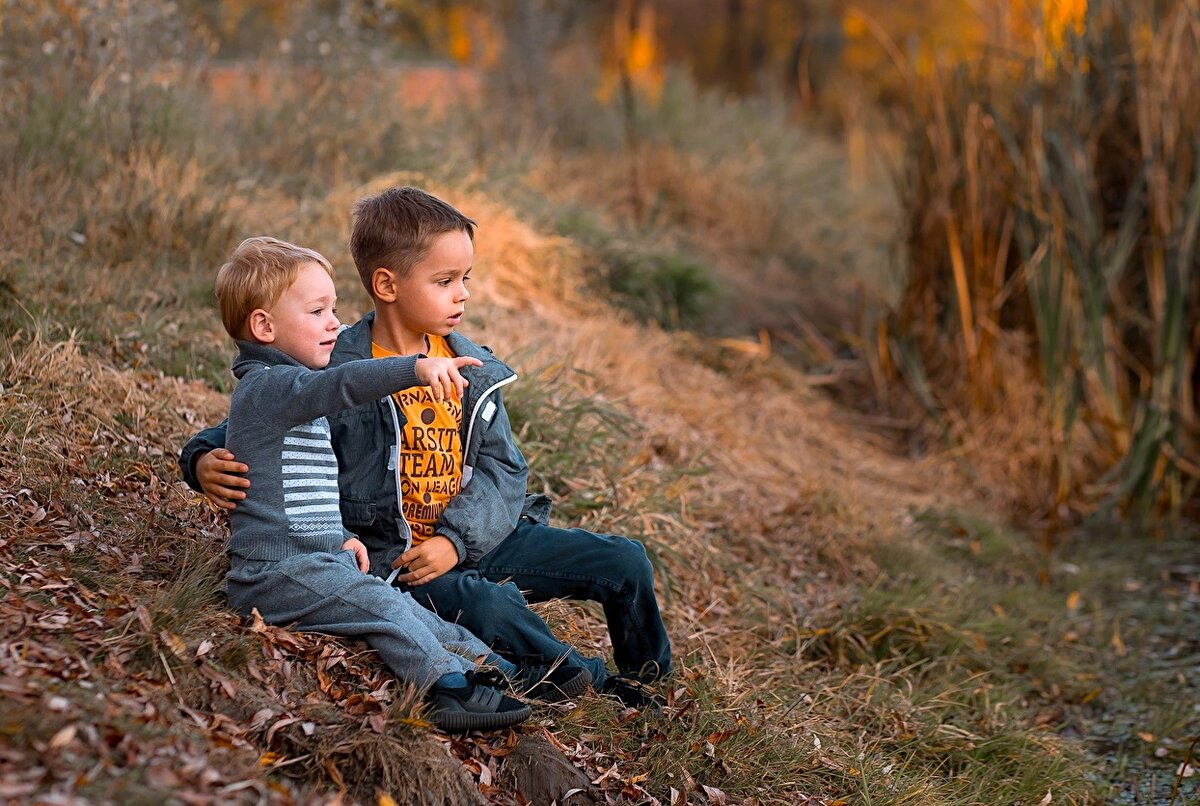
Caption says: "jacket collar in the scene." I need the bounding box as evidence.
[230,340,308,379]
[330,313,376,363]
[332,311,516,386]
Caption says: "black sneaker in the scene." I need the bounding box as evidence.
[477,663,592,703]
[426,676,532,733]
[598,675,665,712]
[516,663,592,702]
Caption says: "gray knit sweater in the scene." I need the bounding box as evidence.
[225,341,419,563]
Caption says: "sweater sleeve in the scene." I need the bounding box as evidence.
[240,355,421,430]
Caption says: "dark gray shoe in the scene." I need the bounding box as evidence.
[599,675,665,712]
[477,663,592,703]
[426,678,532,732]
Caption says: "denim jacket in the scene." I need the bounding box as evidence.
[180,313,552,574]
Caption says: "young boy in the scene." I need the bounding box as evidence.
[183,190,671,707]
[212,236,581,733]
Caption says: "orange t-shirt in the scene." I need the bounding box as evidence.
[372,336,464,544]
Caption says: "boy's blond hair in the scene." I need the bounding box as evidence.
[215,236,334,339]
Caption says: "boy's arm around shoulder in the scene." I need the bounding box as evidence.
[436,389,532,563]
[180,421,229,493]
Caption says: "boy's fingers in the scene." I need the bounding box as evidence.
[205,493,234,510]
[399,568,428,585]
[213,479,248,496]
[453,357,483,369]
[216,472,251,489]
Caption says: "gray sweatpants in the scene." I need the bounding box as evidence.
[226,549,490,687]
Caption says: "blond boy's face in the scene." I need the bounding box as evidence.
[259,261,340,369]
[383,230,473,345]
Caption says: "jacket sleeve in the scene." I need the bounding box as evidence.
[435,390,529,563]
[179,421,229,492]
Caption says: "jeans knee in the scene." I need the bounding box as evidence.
[471,577,531,613]
[609,538,654,590]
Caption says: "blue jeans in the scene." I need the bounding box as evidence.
[399,519,671,686]
[227,550,490,689]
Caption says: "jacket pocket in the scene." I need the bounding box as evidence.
[521,493,553,525]
[340,498,377,529]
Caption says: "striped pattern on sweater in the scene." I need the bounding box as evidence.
[282,419,342,539]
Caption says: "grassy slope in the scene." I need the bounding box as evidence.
[1,63,1196,806]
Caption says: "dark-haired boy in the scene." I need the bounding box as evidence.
[182,188,671,706]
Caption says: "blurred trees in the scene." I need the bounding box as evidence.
[167,1,1093,112]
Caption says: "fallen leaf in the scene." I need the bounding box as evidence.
[159,630,187,659]
[1038,791,1053,805]
[48,724,76,749]
[258,751,282,766]
[1066,591,1080,611]
[266,717,300,744]
[324,758,345,789]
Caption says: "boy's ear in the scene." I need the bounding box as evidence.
[247,308,275,343]
[371,267,397,302]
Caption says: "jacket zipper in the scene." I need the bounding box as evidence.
[461,374,517,486]
[382,370,515,584]
[382,394,413,586]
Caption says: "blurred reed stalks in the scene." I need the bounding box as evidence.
[884,0,1199,527]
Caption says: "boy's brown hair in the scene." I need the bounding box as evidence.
[349,187,476,296]
[215,236,334,340]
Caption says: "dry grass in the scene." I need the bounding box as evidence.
[2,2,1172,803]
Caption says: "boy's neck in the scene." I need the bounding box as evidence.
[370,310,429,356]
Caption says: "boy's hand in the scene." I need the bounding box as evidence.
[196,449,250,510]
[393,536,458,586]
[414,356,483,402]
[341,537,369,572]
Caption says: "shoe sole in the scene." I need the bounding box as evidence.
[431,702,532,733]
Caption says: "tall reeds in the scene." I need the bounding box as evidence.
[887,0,1199,525]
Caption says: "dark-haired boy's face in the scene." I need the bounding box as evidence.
[381,230,473,344]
